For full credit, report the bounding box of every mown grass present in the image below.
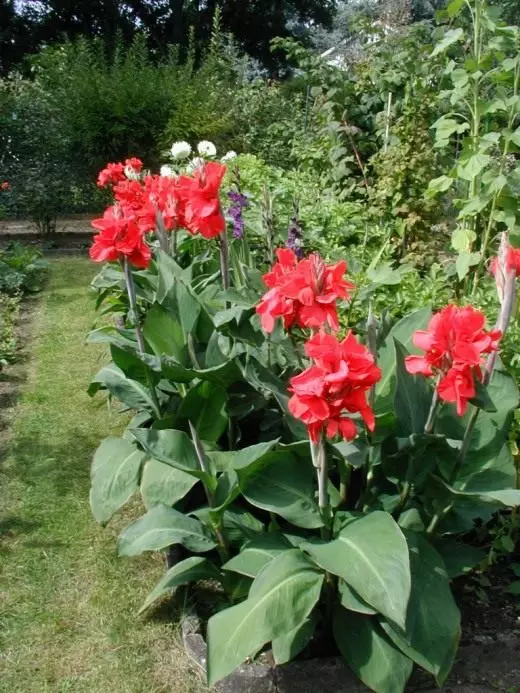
[0,256,204,693]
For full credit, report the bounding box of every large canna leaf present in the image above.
[140,458,197,509]
[88,363,161,417]
[117,504,215,556]
[381,531,460,686]
[222,532,294,578]
[131,428,213,487]
[334,606,413,693]
[206,549,324,686]
[240,453,323,529]
[139,557,221,614]
[90,437,146,524]
[302,511,410,629]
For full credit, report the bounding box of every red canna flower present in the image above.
[97,162,126,188]
[437,364,477,417]
[289,331,381,442]
[90,205,151,268]
[256,250,354,333]
[405,304,500,416]
[181,161,227,239]
[490,243,520,278]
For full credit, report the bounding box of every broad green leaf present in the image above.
[431,116,468,139]
[333,607,413,693]
[139,557,221,614]
[223,533,294,577]
[131,428,212,485]
[381,532,460,685]
[140,458,197,509]
[430,28,464,57]
[451,226,476,252]
[456,251,481,280]
[510,127,520,148]
[143,303,186,363]
[88,363,160,417]
[117,504,216,556]
[447,0,465,17]
[458,153,491,182]
[302,511,411,629]
[339,580,377,615]
[427,175,454,196]
[90,437,146,524]
[206,549,324,685]
[375,308,432,417]
[176,381,228,443]
[435,539,486,578]
[272,612,319,665]
[430,475,520,509]
[469,379,497,413]
[394,339,433,436]
[241,453,323,529]
[507,581,520,595]
[221,507,265,544]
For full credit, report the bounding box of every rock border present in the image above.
[181,608,371,693]
[181,608,520,693]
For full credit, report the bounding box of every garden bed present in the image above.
[181,572,520,693]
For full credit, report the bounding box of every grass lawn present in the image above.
[0,256,204,693]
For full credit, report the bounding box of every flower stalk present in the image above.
[310,435,332,540]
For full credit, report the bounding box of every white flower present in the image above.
[171,141,192,160]
[222,150,237,162]
[187,156,205,173]
[124,164,141,180]
[160,164,175,178]
[197,140,217,157]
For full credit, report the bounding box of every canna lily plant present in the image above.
[87,151,520,693]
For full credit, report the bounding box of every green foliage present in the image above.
[0,242,49,294]
[427,0,520,287]
[0,292,20,367]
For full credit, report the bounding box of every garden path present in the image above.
[0,256,204,693]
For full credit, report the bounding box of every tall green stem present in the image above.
[188,420,229,561]
[310,435,331,540]
[122,257,161,416]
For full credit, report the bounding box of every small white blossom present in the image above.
[222,150,237,162]
[124,164,141,180]
[160,164,175,178]
[197,140,217,157]
[171,141,192,160]
[187,156,205,173]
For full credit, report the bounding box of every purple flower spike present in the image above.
[286,214,304,258]
[227,190,249,240]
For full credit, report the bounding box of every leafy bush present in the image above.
[0,242,49,294]
[0,293,20,367]
[85,155,520,693]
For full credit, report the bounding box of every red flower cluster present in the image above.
[90,205,151,268]
[405,305,501,416]
[256,249,354,333]
[97,158,143,187]
[289,332,381,442]
[1,181,8,191]
[90,160,227,267]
